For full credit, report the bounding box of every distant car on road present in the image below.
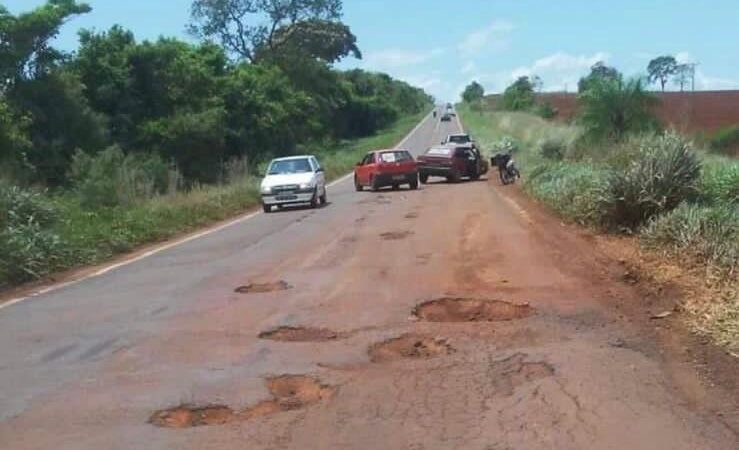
[417,145,488,183]
[354,149,419,191]
[260,155,326,213]
[441,133,476,148]
[440,113,453,122]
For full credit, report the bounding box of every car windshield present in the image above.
[426,147,452,156]
[268,158,312,175]
[448,135,470,144]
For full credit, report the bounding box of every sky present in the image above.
[6,0,739,101]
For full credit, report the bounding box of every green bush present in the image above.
[699,161,739,205]
[603,132,701,229]
[526,162,611,225]
[533,102,557,119]
[491,137,520,154]
[539,138,566,161]
[0,184,58,228]
[70,146,173,208]
[709,126,739,155]
[641,203,739,274]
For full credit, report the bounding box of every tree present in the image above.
[578,61,621,93]
[577,77,659,141]
[0,1,91,90]
[647,55,678,92]
[500,76,535,111]
[189,0,352,63]
[673,63,693,92]
[461,81,484,103]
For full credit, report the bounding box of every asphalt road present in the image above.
[0,109,736,449]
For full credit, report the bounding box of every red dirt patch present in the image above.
[258,327,343,342]
[369,334,454,363]
[414,298,534,322]
[235,280,291,294]
[149,375,334,429]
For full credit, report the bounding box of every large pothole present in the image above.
[369,334,454,363]
[413,298,534,323]
[259,327,343,342]
[490,353,555,396]
[235,280,291,294]
[149,375,333,429]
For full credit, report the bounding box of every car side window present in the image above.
[361,153,373,165]
[311,157,322,172]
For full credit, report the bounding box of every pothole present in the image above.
[404,212,419,219]
[369,334,454,363]
[235,280,291,294]
[380,231,414,240]
[413,298,534,322]
[150,375,334,429]
[149,405,236,429]
[259,327,343,342]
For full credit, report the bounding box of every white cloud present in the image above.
[675,51,694,64]
[505,51,610,92]
[695,70,739,90]
[363,47,445,70]
[458,20,515,57]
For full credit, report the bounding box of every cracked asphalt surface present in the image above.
[0,111,736,449]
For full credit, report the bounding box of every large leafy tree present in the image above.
[462,81,485,103]
[0,0,91,90]
[501,76,536,111]
[577,77,659,141]
[189,0,356,63]
[578,61,621,93]
[647,55,678,92]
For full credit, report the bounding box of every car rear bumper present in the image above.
[373,172,418,187]
[418,165,453,177]
[261,191,315,206]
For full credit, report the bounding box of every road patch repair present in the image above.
[258,327,344,342]
[413,298,534,322]
[368,334,454,363]
[234,281,291,294]
[149,375,334,429]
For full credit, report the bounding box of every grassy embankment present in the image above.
[459,104,738,351]
[0,112,427,290]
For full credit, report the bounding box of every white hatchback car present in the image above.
[260,155,327,213]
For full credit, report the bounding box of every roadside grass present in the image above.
[0,112,427,290]
[459,104,738,352]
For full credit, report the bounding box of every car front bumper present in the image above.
[261,190,315,206]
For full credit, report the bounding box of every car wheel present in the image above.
[419,173,429,184]
[448,170,461,183]
[370,176,380,192]
[262,203,271,213]
[354,176,363,192]
[470,172,481,181]
[392,184,399,190]
[409,177,419,190]
[319,187,327,205]
[310,189,319,208]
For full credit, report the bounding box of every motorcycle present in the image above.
[491,153,520,185]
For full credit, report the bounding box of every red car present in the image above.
[417,145,488,183]
[354,149,419,191]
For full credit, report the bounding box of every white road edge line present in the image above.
[0,111,434,311]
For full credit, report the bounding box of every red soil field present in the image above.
[486,90,739,133]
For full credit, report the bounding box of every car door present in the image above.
[358,152,375,185]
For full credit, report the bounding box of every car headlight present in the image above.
[299,182,315,190]
[260,185,272,194]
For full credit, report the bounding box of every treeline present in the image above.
[0,1,431,189]
[0,0,432,288]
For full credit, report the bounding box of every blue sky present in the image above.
[6,0,739,101]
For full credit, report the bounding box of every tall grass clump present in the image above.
[0,184,64,286]
[699,158,739,205]
[526,162,611,225]
[708,125,739,156]
[642,203,738,276]
[602,132,701,229]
